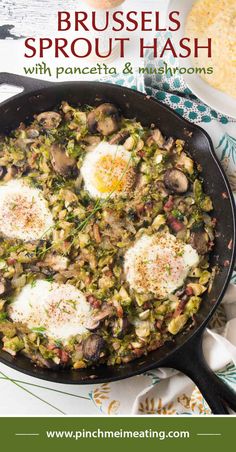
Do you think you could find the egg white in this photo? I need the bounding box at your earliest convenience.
[124,232,200,298]
[0,179,54,241]
[80,142,135,199]
[8,280,91,341]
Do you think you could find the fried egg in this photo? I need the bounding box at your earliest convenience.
[80,142,136,198]
[8,280,91,341]
[124,232,199,298]
[0,179,54,241]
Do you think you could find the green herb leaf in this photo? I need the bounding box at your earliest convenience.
[0,312,8,321]
[31,326,46,334]
[171,209,184,220]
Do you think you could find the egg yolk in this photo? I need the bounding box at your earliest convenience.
[93,155,129,194]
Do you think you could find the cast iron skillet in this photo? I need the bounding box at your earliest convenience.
[0,73,236,414]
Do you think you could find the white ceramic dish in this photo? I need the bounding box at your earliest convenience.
[168,0,236,119]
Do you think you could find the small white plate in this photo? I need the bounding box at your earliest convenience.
[168,0,236,119]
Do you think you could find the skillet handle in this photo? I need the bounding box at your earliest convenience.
[0,72,51,95]
[164,330,236,414]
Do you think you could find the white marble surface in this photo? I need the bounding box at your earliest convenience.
[0,0,168,38]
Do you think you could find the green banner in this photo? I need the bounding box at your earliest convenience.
[0,417,234,452]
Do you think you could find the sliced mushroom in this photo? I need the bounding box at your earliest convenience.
[85,305,114,331]
[153,129,165,146]
[87,111,98,134]
[190,230,209,255]
[50,144,78,178]
[26,128,40,139]
[83,334,106,362]
[87,103,120,136]
[3,165,18,182]
[83,135,101,151]
[163,137,175,151]
[146,128,165,147]
[164,168,189,194]
[109,130,130,145]
[156,181,170,198]
[84,135,101,146]
[112,317,130,338]
[0,166,5,179]
[0,278,7,296]
[15,136,34,151]
[36,111,61,130]
[85,319,100,332]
